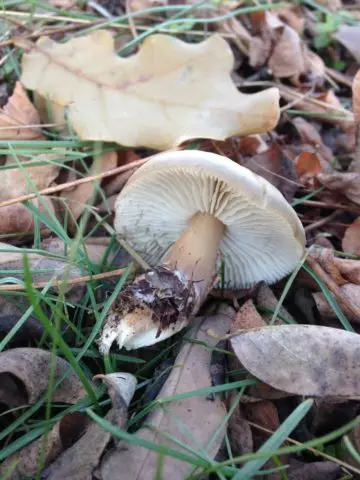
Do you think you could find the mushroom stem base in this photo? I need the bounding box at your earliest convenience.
[99,265,197,351]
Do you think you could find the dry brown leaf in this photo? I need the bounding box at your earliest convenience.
[317,172,360,205]
[227,399,253,456]
[0,313,44,348]
[276,5,305,33]
[268,24,306,78]
[256,283,294,324]
[288,460,341,480]
[100,305,233,480]
[295,150,323,178]
[61,151,117,222]
[333,257,360,285]
[334,25,360,64]
[20,31,280,150]
[1,412,89,480]
[43,373,137,480]
[0,347,87,405]
[103,150,140,197]
[0,81,43,140]
[242,143,299,202]
[231,324,360,398]
[229,298,289,401]
[342,217,360,255]
[309,247,348,285]
[243,400,286,479]
[0,197,54,238]
[1,156,59,201]
[292,117,333,165]
[280,86,354,132]
[233,298,265,331]
[313,284,360,323]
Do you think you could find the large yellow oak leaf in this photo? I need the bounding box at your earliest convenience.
[20,31,280,150]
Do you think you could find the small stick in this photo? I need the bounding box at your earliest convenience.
[0,267,132,291]
[304,210,340,233]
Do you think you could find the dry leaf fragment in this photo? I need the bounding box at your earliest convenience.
[317,172,360,205]
[43,372,137,480]
[231,324,360,398]
[0,412,89,480]
[100,305,234,480]
[0,347,87,405]
[342,217,360,255]
[0,81,43,140]
[1,156,60,201]
[61,150,118,222]
[288,459,341,480]
[334,25,360,64]
[268,24,306,78]
[292,117,333,165]
[313,284,360,323]
[20,31,280,150]
[0,197,54,238]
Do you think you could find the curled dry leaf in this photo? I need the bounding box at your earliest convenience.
[317,172,360,206]
[0,81,43,140]
[313,283,360,323]
[0,348,90,479]
[0,347,87,406]
[43,372,137,480]
[0,412,90,480]
[20,31,280,150]
[268,24,305,78]
[292,117,333,165]
[0,156,60,201]
[334,25,360,64]
[342,217,360,255]
[61,151,118,222]
[231,324,360,398]
[100,305,234,480]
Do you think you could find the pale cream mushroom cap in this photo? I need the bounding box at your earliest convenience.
[114,150,306,288]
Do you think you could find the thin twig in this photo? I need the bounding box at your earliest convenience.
[126,0,138,40]
[0,267,132,291]
[304,210,341,233]
[0,158,149,209]
[91,210,150,271]
[297,200,360,215]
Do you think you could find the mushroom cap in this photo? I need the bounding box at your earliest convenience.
[114,150,305,288]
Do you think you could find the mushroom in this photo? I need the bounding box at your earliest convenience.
[99,150,305,352]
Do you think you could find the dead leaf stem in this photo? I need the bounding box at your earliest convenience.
[0,156,149,209]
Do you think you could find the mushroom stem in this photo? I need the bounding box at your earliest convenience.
[99,213,225,352]
[162,212,225,307]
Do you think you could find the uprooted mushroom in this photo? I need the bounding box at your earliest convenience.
[99,150,305,352]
